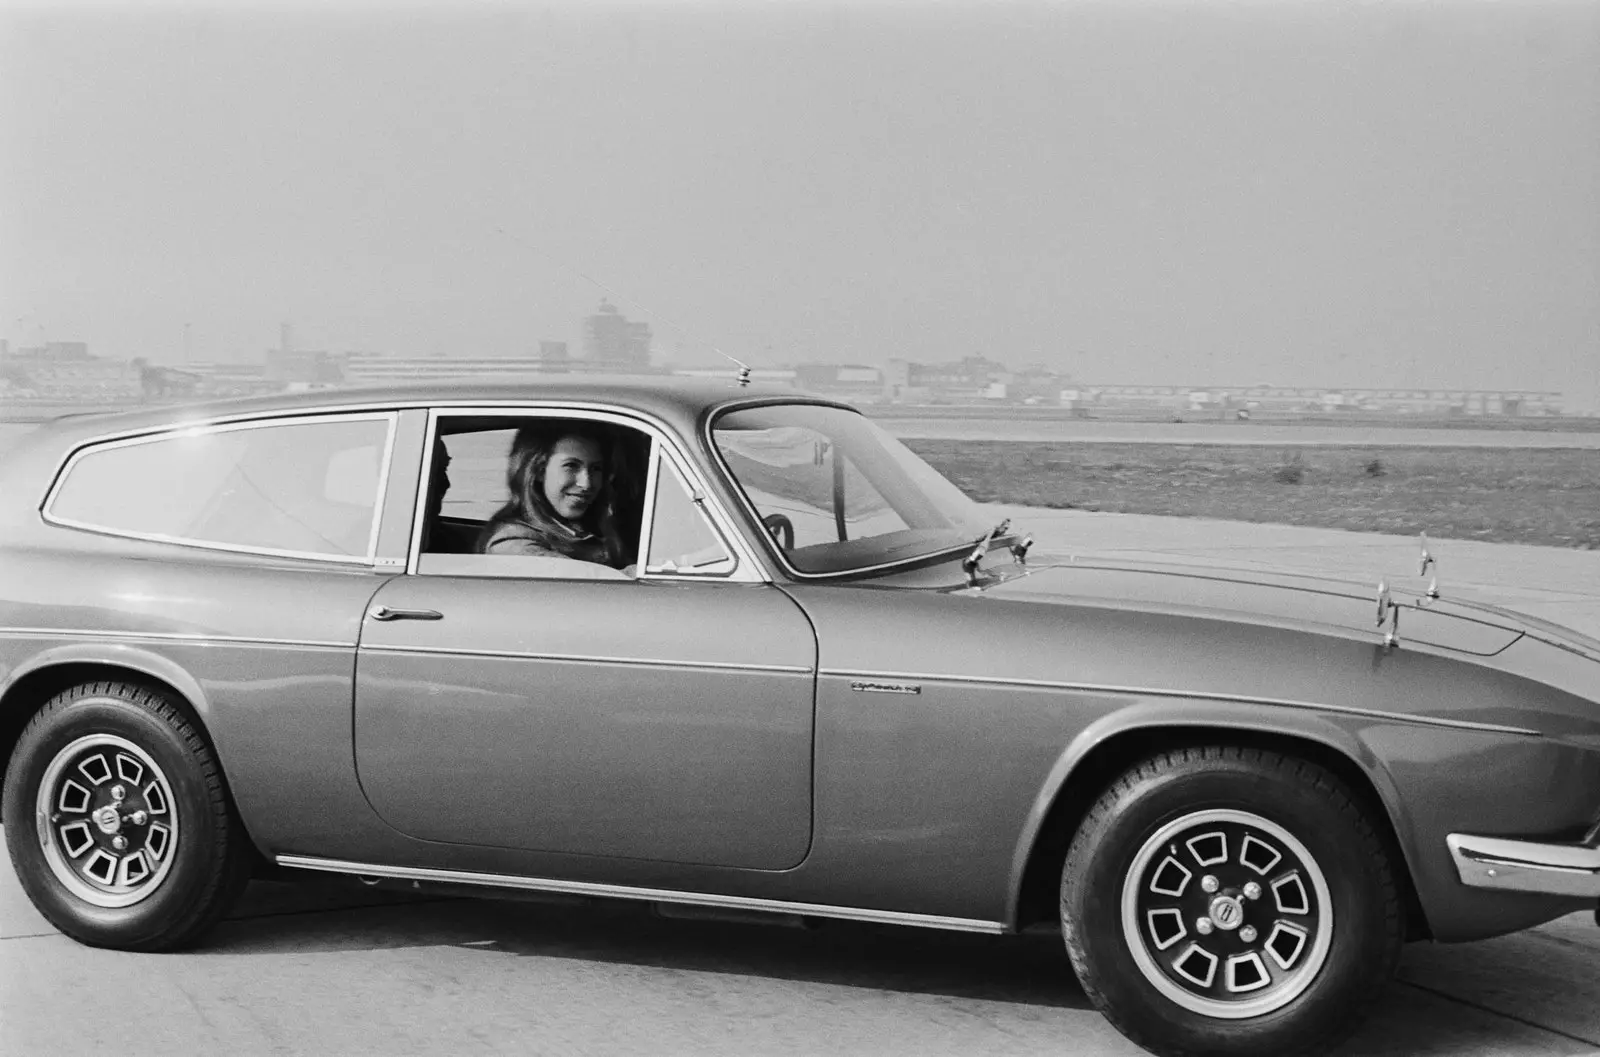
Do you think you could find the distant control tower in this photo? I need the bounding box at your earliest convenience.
[581,300,651,367]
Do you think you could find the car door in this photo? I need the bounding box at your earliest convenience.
[352,408,817,870]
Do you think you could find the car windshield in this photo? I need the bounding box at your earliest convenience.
[711,403,993,575]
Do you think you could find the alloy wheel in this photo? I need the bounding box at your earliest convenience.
[1120,807,1333,1019]
[35,733,179,908]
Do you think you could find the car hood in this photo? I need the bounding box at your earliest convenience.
[965,553,1561,658]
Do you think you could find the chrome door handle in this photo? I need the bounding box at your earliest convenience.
[368,605,443,622]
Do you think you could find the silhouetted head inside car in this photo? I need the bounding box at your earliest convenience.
[425,435,452,526]
[419,435,479,554]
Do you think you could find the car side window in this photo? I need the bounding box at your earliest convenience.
[413,414,650,580]
[644,457,736,577]
[47,416,391,559]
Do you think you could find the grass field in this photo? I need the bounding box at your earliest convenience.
[907,440,1600,550]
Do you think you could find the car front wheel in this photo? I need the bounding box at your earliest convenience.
[2,680,250,951]
[1060,747,1403,1057]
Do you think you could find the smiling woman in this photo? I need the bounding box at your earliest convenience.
[412,414,656,577]
[479,424,628,567]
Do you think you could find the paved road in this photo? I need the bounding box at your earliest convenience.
[2,863,1598,1057]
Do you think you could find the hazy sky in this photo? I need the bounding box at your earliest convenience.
[2,0,1597,396]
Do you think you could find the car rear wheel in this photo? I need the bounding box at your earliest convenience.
[1060,746,1402,1057]
[2,681,250,951]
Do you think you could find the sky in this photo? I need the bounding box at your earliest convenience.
[2,0,1597,400]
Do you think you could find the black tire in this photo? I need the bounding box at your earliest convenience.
[2,680,251,951]
[1060,746,1402,1057]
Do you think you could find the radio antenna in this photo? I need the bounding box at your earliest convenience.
[493,226,754,386]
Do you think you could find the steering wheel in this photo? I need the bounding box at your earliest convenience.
[761,513,795,550]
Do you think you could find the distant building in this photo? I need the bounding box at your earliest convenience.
[132,360,207,399]
[340,352,663,387]
[885,355,1011,403]
[264,349,345,386]
[1004,364,1069,404]
[792,363,886,403]
[582,301,652,367]
[8,358,139,401]
[7,341,92,362]
[538,341,569,363]
[672,366,798,387]
[0,341,138,402]
[882,359,923,404]
[0,358,27,395]
[1068,384,1565,417]
[179,361,275,398]
[888,357,1063,404]
[344,354,545,387]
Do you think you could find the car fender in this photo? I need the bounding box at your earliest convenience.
[1004,695,1415,928]
[0,640,214,725]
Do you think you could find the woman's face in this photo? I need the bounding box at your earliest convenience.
[542,434,605,522]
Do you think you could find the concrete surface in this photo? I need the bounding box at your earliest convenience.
[2,863,1598,1057]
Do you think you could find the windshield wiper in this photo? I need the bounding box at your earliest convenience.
[961,518,1033,586]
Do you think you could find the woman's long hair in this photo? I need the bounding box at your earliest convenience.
[481,424,626,565]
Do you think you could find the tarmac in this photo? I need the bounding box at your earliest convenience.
[3,858,1598,1057]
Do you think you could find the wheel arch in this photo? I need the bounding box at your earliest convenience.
[1008,712,1431,942]
[0,646,213,803]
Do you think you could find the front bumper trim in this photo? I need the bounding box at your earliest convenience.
[1447,833,1600,899]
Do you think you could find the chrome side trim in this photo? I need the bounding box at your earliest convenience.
[0,627,352,650]
[33,526,382,567]
[274,855,1006,934]
[360,642,811,674]
[1447,833,1600,898]
[820,668,1543,737]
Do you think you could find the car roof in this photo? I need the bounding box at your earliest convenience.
[27,376,846,447]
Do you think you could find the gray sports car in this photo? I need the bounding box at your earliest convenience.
[2,379,1597,1057]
